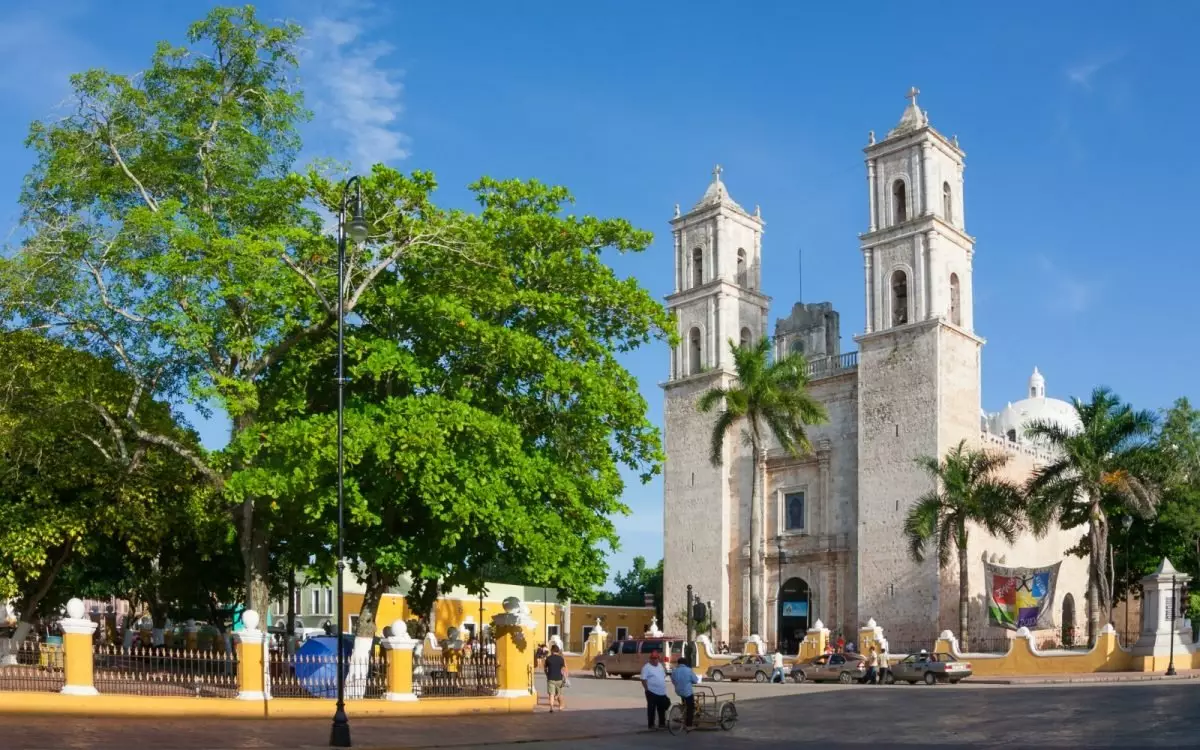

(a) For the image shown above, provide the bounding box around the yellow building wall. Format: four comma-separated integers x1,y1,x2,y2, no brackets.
339,592,563,641
566,605,657,652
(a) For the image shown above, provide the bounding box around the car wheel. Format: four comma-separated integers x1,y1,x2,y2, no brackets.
924,671,937,685
882,672,895,685
710,670,724,682
838,671,853,684
593,664,607,680
754,671,768,683
792,671,806,684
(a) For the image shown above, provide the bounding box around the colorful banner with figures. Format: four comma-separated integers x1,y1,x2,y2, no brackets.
984,561,1061,630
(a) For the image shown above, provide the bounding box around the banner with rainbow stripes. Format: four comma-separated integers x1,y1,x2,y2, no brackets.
984,560,1061,630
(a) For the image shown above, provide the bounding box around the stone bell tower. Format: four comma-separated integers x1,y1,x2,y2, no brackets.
854,89,985,641
662,166,770,642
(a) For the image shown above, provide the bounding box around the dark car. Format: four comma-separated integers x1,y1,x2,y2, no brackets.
790,653,867,684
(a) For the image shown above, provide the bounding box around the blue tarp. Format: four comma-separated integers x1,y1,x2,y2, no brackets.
295,635,353,698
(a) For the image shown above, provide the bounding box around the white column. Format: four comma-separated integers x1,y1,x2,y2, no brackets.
920,142,933,215
714,214,724,281
705,224,714,285
914,233,926,321
863,252,874,333
866,159,878,231
706,296,716,369
673,230,682,293
925,231,939,318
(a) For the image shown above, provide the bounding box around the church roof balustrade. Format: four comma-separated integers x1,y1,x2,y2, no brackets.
804,351,858,380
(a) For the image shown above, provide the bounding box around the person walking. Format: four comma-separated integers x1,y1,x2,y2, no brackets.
543,644,568,712
670,656,701,730
860,647,878,685
640,650,671,730
771,649,786,684
877,642,890,685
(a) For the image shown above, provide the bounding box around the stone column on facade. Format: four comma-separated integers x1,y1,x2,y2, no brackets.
818,440,831,535
866,159,878,232
380,619,418,701
863,252,874,333
753,230,762,290
673,230,682,293
920,142,933,215
914,232,927,321
714,293,723,369
714,214,724,280
60,598,98,696
706,296,716,370
705,224,713,286
925,230,939,318
491,597,538,698
233,610,268,701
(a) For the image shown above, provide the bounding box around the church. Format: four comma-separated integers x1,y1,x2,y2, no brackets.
661,89,1088,650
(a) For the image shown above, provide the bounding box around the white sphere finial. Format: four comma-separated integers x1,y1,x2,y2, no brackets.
241,609,260,631
502,596,521,615
66,598,85,620
390,619,409,639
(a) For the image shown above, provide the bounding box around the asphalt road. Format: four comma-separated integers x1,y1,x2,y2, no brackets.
513,679,1200,748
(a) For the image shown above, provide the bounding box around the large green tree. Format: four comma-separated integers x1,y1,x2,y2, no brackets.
1025,387,1160,644
233,174,672,643
699,336,827,637
903,440,1023,650
0,8,445,613
596,557,664,622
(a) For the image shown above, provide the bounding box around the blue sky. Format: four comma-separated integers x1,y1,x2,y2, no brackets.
3,1,1198,586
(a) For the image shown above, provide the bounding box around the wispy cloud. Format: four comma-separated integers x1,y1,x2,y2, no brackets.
1034,254,1100,315
1065,51,1126,91
303,5,409,169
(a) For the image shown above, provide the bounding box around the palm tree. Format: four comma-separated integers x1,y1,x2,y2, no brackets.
903,441,1024,651
1024,387,1159,645
698,336,827,638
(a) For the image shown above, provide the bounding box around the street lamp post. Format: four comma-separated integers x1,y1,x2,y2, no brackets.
331,176,367,749
1121,515,1133,644
1166,574,1178,677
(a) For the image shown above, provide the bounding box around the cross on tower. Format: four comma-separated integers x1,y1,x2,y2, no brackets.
905,86,920,106
712,164,723,182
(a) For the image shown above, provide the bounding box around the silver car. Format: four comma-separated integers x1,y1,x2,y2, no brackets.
706,655,771,683
887,652,972,684
790,653,867,684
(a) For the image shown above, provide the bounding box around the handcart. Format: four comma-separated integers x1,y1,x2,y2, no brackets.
666,684,737,734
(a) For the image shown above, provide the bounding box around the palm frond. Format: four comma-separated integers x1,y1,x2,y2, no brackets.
903,493,942,564
708,409,736,467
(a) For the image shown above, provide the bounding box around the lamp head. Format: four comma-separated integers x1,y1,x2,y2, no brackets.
346,213,369,244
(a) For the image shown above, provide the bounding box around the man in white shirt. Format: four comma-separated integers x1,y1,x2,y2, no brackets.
639,650,671,730
771,649,786,683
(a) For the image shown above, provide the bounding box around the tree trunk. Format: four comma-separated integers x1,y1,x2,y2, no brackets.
957,533,970,652
748,439,762,638
286,569,297,636
348,573,388,699
1088,508,1110,646
232,412,270,616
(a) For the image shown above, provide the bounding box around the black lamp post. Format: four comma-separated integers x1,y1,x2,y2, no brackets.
1166,574,1178,677
331,176,367,749
1121,515,1133,644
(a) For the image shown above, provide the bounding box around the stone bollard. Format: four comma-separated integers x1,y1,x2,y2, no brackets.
858,618,883,655
745,634,764,655
491,597,538,699
585,620,608,662
935,630,960,656
60,598,99,696
381,619,418,701
233,610,268,701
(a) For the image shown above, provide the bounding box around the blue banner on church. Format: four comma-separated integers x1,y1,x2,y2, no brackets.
781,601,808,618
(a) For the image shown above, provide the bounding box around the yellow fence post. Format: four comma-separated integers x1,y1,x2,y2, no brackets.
60,598,98,696
491,598,538,699
233,610,268,701
381,619,418,701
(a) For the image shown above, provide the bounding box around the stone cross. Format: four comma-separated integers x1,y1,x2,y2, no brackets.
712,164,723,182
906,86,920,106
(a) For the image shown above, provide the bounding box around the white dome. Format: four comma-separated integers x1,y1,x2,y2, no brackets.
993,368,1079,445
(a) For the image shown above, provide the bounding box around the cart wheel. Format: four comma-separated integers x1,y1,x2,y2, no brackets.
709,669,724,682
754,671,768,683
592,664,607,680
924,671,937,685
666,704,685,735
719,702,738,731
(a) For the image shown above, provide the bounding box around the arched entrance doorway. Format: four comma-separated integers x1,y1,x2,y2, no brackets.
777,578,810,655
1061,593,1076,647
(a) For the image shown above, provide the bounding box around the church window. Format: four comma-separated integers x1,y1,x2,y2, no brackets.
943,182,953,222
790,339,805,355
783,491,805,531
892,179,907,224
736,248,747,286
890,270,909,326
1006,429,1017,442
949,273,961,326
739,327,752,350
689,327,702,375
692,247,704,287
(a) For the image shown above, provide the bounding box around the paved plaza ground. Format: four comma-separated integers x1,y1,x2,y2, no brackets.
2,674,1198,749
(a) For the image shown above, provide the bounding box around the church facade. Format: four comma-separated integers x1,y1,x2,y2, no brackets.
661,90,1088,649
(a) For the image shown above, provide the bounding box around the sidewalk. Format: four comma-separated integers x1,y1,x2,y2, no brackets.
967,668,1200,685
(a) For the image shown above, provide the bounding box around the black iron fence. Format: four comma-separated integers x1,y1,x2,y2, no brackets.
93,645,238,697
0,638,65,693
269,646,387,699
414,650,498,697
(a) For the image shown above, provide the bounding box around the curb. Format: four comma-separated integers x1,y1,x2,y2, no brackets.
967,672,1200,686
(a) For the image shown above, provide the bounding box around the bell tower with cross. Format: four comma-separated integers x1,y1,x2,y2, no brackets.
853,88,986,642
662,164,770,643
